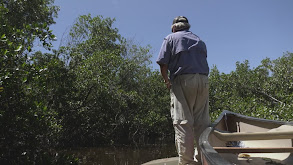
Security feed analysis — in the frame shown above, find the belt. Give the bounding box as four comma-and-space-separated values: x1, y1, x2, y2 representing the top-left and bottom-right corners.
198, 73, 208, 76
181, 73, 208, 76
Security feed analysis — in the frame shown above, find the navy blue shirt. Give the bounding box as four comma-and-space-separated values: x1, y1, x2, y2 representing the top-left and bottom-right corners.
157, 30, 209, 80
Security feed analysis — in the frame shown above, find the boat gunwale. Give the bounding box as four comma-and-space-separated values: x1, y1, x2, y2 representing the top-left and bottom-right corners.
199, 110, 293, 165
212, 110, 293, 128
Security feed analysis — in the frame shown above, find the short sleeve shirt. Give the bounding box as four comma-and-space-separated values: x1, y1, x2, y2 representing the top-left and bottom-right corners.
156, 30, 209, 80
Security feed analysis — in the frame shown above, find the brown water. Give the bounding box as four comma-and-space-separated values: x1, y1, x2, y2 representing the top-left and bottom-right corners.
66, 144, 177, 165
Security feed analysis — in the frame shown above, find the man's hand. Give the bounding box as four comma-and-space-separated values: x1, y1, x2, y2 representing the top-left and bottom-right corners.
159, 64, 171, 90
165, 80, 172, 90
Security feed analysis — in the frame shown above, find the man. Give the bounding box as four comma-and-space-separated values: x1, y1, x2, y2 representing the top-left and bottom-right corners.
157, 16, 211, 165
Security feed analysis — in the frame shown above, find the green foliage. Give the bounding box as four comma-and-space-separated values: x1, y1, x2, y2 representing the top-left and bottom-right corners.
1, 0, 59, 51
209, 52, 293, 122
54, 14, 173, 147
1, 1, 293, 163
0, 0, 76, 164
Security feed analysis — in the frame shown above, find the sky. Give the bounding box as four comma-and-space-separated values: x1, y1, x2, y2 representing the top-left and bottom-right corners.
48, 0, 293, 73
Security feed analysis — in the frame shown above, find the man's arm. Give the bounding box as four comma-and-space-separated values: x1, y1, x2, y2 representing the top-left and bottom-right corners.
159, 64, 171, 89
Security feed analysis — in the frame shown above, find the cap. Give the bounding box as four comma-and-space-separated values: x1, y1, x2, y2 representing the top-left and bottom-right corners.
172, 16, 189, 25
171, 16, 190, 32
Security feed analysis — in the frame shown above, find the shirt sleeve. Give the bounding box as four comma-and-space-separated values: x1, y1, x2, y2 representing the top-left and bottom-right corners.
156, 37, 172, 65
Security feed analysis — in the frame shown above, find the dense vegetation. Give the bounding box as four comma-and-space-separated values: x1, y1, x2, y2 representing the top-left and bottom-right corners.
209, 54, 293, 121
1, 0, 292, 164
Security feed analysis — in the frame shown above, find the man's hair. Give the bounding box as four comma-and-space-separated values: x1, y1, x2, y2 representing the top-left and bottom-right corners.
171, 16, 191, 32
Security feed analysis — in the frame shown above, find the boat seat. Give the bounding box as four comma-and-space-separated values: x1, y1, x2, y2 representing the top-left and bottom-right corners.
213, 125, 293, 141
213, 147, 293, 153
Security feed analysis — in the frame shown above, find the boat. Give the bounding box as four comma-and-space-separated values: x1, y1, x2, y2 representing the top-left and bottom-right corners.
142, 157, 178, 165
199, 110, 293, 165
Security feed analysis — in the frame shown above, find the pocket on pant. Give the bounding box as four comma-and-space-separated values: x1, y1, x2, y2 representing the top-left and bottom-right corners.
182, 76, 196, 88
170, 93, 174, 108
205, 82, 209, 88
203, 77, 209, 88
185, 80, 196, 88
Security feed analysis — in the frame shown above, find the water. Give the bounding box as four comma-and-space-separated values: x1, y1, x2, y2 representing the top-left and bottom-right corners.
66, 144, 177, 165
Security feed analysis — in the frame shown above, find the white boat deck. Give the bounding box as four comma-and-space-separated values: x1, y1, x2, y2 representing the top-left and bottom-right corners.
142, 157, 178, 165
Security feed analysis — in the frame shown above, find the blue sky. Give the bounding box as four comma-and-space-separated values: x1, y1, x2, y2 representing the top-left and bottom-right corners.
48, 0, 293, 73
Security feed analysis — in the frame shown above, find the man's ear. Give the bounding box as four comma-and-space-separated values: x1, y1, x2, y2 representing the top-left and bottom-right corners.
172, 27, 175, 33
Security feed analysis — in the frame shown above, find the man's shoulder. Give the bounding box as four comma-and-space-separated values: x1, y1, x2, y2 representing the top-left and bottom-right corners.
164, 31, 185, 41
164, 33, 176, 40
165, 31, 198, 40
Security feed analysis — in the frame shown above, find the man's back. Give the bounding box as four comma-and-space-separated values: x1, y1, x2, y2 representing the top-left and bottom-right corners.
161, 30, 209, 80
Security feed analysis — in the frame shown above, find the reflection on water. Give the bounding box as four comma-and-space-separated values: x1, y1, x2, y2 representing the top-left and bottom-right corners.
66, 144, 177, 165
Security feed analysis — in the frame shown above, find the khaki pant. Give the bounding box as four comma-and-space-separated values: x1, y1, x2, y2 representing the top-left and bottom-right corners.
170, 74, 210, 165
